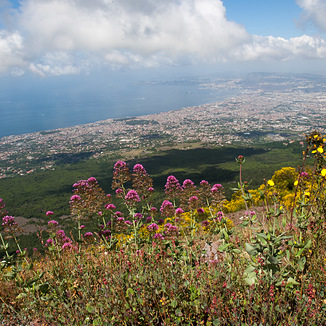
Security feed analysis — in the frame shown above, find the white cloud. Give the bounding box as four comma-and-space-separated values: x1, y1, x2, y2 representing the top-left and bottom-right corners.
0, 30, 25, 72
297, 0, 326, 32
0, 0, 326, 75
233, 34, 326, 62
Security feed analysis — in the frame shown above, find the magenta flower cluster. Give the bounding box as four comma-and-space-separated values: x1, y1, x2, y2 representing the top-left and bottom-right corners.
125, 190, 141, 204
48, 220, 59, 227
164, 175, 182, 196
2, 215, 17, 227
133, 164, 148, 174
148, 223, 159, 232
70, 194, 81, 202
164, 223, 179, 236
160, 200, 174, 217
211, 184, 223, 193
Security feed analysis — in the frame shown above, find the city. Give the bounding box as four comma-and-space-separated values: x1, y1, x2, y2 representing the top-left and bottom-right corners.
1, 74, 326, 178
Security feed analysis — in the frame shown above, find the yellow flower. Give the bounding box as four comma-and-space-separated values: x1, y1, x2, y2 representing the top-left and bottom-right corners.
321, 169, 326, 177
317, 147, 324, 153
312, 150, 317, 154
314, 134, 318, 139
304, 191, 310, 197
267, 180, 274, 187
294, 180, 298, 186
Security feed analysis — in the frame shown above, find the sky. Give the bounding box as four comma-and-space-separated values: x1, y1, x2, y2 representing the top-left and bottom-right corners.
0, 0, 326, 78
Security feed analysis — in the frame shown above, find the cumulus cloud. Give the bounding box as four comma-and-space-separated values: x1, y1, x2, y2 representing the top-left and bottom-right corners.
0, 30, 25, 72
297, 0, 326, 32
0, 0, 326, 75
233, 34, 326, 62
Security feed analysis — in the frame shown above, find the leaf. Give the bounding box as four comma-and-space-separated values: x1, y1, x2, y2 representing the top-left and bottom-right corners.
244, 276, 256, 286
126, 288, 134, 297
297, 257, 306, 271
304, 239, 312, 249
268, 256, 279, 265
93, 317, 102, 326
245, 243, 257, 256
287, 277, 300, 286
86, 303, 95, 313
218, 243, 230, 252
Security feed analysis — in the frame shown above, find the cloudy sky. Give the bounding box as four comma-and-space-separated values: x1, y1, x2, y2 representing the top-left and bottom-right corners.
1, 0, 326, 77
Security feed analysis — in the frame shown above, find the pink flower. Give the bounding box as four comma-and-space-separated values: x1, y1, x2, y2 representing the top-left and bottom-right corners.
125, 220, 132, 225
183, 179, 195, 189
211, 184, 223, 193
200, 180, 209, 186
133, 164, 147, 174
215, 211, 224, 221
46, 211, 54, 217
202, 220, 210, 227
189, 196, 199, 203
56, 230, 66, 238
164, 175, 182, 195
105, 204, 116, 210
197, 208, 205, 214
175, 207, 184, 216
46, 238, 55, 246
114, 161, 127, 170
2, 215, 17, 227
135, 213, 143, 219
148, 223, 159, 231
83, 232, 94, 238
153, 233, 164, 240
62, 242, 73, 250
48, 220, 58, 227
116, 188, 123, 195
87, 177, 97, 184
70, 194, 81, 202
125, 190, 141, 204
160, 200, 174, 217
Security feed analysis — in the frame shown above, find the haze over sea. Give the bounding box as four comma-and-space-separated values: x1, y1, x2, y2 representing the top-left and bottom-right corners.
0, 72, 232, 139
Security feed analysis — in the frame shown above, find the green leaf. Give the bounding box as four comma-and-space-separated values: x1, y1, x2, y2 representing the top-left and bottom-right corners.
297, 257, 306, 271
304, 239, 312, 249
126, 288, 134, 297
86, 303, 95, 313
245, 243, 257, 256
218, 243, 230, 252
244, 276, 256, 286
287, 277, 300, 286
93, 317, 102, 326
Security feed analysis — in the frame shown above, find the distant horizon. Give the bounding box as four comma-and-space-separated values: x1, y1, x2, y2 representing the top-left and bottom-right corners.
1, 71, 326, 139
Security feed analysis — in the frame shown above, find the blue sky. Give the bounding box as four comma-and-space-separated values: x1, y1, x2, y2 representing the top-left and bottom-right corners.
1, 0, 326, 77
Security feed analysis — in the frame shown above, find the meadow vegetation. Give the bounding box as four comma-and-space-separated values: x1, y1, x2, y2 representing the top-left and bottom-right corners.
1, 131, 326, 325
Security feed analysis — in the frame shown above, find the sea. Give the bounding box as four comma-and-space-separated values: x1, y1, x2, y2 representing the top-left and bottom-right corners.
0, 73, 234, 139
